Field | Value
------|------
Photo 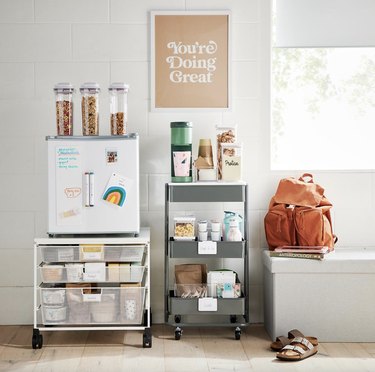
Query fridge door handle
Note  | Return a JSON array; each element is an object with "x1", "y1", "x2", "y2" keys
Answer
[
  {"x1": 89, "y1": 172, "x2": 95, "y2": 207},
  {"x1": 84, "y1": 172, "x2": 95, "y2": 207},
  {"x1": 84, "y1": 172, "x2": 90, "y2": 207}
]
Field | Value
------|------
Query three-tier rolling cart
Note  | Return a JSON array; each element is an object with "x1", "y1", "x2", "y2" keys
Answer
[{"x1": 164, "y1": 182, "x2": 249, "y2": 340}]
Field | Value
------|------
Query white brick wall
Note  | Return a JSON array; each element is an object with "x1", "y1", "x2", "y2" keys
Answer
[{"x1": 2, "y1": 0, "x2": 369, "y2": 326}]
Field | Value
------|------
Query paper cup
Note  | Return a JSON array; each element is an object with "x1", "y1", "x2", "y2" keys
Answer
[
  {"x1": 211, "y1": 231, "x2": 221, "y2": 241},
  {"x1": 199, "y1": 231, "x2": 208, "y2": 241},
  {"x1": 198, "y1": 220, "x2": 208, "y2": 232},
  {"x1": 211, "y1": 220, "x2": 221, "y2": 232}
]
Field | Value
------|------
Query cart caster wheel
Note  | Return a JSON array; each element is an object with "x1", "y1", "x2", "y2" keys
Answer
[
  {"x1": 230, "y1": 315, "x2": 237, "y2": 323},
  {"x1": 143, "y1": 330, "x2": 152, "y2": 348},
  {"x1": 175, "y1": 327, "x2": 182, "y2": 340},
  {"x1": 174, "y1": 315, "x2": 181, "y2": 323},
  {"x1": 32, "y1": 330, "x2": 43, "y2": 349},
  {"x1": 235, "y1": 328, "x2": 241, "y2": 341}
]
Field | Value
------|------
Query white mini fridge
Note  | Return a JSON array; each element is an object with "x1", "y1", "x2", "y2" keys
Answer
[{"x1": 47, "y1": 135, "x2": 140, "y2": 235}]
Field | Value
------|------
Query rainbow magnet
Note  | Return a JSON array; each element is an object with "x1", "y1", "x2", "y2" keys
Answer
[{"x1": 103, "y1": 186, "x2": 126, "y2": 207}]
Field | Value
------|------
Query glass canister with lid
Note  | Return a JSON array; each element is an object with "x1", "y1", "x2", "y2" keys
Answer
[
  {"x1": 109, "y1": 82, "x2": 129, "y2": 135},
  {"x1": 54, "y1": 82, "x2": 74, "y2": 136},
  {"x1": 80, "y1": 82, "x2": 100, "y2": 136}
]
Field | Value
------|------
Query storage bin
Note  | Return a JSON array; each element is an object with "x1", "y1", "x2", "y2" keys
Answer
[
  {"x1": 65, "y1": 263, "x2": 84, "y2": 282},
  {"x1": 41, "y1": 246, "x2": 77, "y2": 262},
  {"x1": 41, "y1": 288, "x2": 66, "y2": 305},
  {"x1": 90, "y1": 292, "x2": 119, "y2": 323},
  {"x1": 40, "y1": 264, "x2": 64, "y2": 282},
  {"x1": 79, "y1": 245, "x2": 104, "y2": 261},
  {"x1": 120, "y1": 286, "x2": 146, "y2": 324},
  {"x1": 42, "y1": 305, "x2": 67, "y2": 323},
  {"x1": 174, "y1": 284, "x2": 207, "y2": 298},
  {"x1": 66, "y1": 284, "x2": 92, "y2": 323}
]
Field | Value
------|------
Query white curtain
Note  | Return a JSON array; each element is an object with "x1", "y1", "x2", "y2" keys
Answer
[{"x1": 275, "y1": 0, "x2": 375, "y2": 47}]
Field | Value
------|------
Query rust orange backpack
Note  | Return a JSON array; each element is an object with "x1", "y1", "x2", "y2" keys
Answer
[{"x1": 264, "y1": 173, "x2": 337, "y2": 251}]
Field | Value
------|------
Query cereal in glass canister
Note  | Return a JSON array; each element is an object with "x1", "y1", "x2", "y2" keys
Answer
[
  {"x1": 109, "y1": 82, "x2": 129, "y2": 135},
  {"x1": 54, "y1": 83, "x2": 74, "y2": 136},
  {"x1": 80, "y1": 82, "x2": 100, "y2": 136}
]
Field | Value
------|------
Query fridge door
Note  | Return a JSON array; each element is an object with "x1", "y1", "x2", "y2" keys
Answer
[{"x1": 47, "y1": 135, "x2": 140, "y2": 234}]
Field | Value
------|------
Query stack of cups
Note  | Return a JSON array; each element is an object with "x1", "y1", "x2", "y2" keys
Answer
[
  {"x1": 198, "y1": 220, "x2": 208, "y2": 241},
  {"x1": 211, "y1": 220, "x2": 221, "y2": 241}
]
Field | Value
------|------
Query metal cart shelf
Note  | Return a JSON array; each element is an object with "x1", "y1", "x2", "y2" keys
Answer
[
  {"x1": 165, "y1": 182, "x2": 249, "y2": 340},
  {"x1": 33, "y1": 228, "x2": 152, "y2": 349}
]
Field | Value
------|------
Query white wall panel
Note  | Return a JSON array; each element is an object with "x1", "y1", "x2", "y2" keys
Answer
[
  {"x1": 110, "y1": 62, "x2": 148, "y2": 100},
  {"x1": 72, "y1": 24, "x2": 147, "y2": 61},
  {"x1": 35, "y1": 0, "x2": 109, "y2": 23},
  {"x1": 0, "y1": 212, "x2": 35, "y2": 249},
  {"x1": 139, "y1": 173, "x2": 149, "y2": 211},
  {"x1": 0, "y1": 175, "x2": 46, "y2": 212},
  {"x1": 0, "y1": 0, "x2": 34, "y2": 23},
  {"x1": 233, "y1": 23, "x2": 259, "y2": 61},
  {"x1": 233, "y1": 61, "x2": 259, "y2": 98},
  {"x1": 0, "y1": 138, "x2": 34, "y2": 174},
  {"x1": 0, "y1": 25, "x2": 71, "y2": 62},
  {"x1": 35, "y1": 62, "x2": 110, "y2": 99},
  {"x1": 186, "y1": 0, "x2": 259, "y2": 23},
  {"x1": 0, "y1": 250, "x2": 33, "y2": 286},
  {"x1": 0, "y1": 63, "x2": 34, "y2": 99},
  {"x1": 0, "y1": 288, "x2": 33, "y2": 324},
  {"x1": 110, "y1": 0, "x2": 185, "y2": 24}
]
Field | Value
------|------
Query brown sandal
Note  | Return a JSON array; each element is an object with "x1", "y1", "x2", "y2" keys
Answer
[
  {"x1": 276, "y1": 337, "x2": 318, "y2": 361},
  {"x1": 270, "y1": 329, "x2": 318, "y2": 351},
  {"x1": 270, "y1": 336, "x2": 291, "y2": 351}
]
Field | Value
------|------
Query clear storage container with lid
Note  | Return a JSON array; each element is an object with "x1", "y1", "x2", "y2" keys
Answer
[
  {"x1": 216, "y1": 125, "x2": 237, "y2": 180},
  {"x1": 80, "y1": 82, "x2": 100, "y2": 136},
  {"x1": 109, "y1": 82, "x2": 129, "y2": 135},
  {"x1": 54, "y1": 82, "x2": 74, "y2": 136}
]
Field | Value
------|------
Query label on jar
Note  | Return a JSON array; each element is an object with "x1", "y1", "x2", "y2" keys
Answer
[{"x1": 222, "y1": 155, "x2": 241, "y2": 181}]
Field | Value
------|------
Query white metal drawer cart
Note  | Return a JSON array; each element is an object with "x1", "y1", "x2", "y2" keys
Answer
[
  {"x1": 165, "y1": 183, "x2": 249, "y2": 340},
  {"x1": 32, "y1": 228, "x2": 151, "y2": 348}
]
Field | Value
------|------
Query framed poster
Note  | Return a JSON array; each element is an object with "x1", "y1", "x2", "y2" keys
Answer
[{"x1": 151, "y1": 10, "x2": 231, "y2": 111}]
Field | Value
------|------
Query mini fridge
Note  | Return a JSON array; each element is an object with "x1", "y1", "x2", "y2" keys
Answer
[{"x1": 47, "y1": 135, "x2": 140, "y2": 235}]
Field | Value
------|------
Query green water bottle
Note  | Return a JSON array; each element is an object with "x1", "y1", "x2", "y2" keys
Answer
[{"x1": 171, "y1": 122, "x2": 193, "y2": 183}]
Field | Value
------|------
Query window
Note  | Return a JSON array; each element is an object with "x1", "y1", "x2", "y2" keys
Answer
[{"x1": 272, "y1": 4, "x2": 375, "y2": 170}]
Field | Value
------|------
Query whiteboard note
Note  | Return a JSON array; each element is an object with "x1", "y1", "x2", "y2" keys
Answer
[{"x1": 56, "y1": 146, "x2": 83, "y2": 226}]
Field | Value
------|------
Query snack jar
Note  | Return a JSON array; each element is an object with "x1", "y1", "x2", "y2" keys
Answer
[
  {"x1": 80, "y1": 82, "x2": 100, "y2": 136},
  {"x1": 173, "y1": 217, "x2": 196, "y2": 240},
  {"x1": 54, "y1": 82, "x2": 74, "y2": 136},
  {"x1": 109, "y1": 82, "x2": 129, "y2": 135},
  {"x1": 216, "y1": 125, "x2": 237, "y2": 180}
]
